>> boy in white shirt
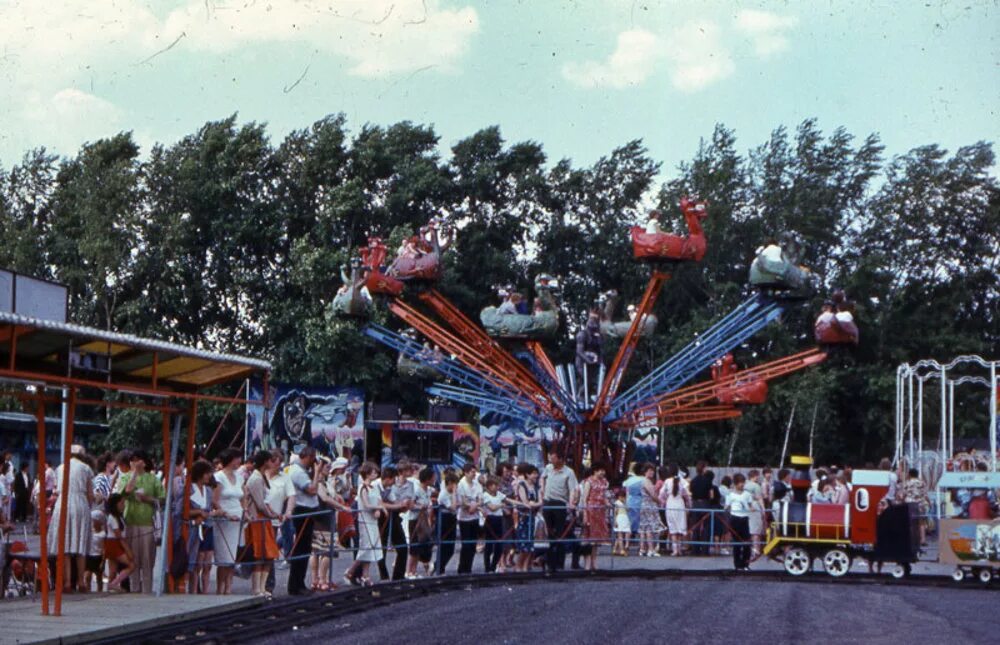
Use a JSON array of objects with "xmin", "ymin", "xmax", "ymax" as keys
[{"xmin": 456, "ymin": 463, "xmax": 483, "ymax": 574}]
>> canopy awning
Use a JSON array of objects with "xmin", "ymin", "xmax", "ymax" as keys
[{"xmin": 0, "ymin": 310, "xmax": 270, "ymax": 398}]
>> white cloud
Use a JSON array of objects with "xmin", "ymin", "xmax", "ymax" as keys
[
  {"xmin": 663, "ymin": 20, "xmax": 735, "ymax": 93},
  {"xmin": 0, "ymin": 0, "xmax": 480, "ymax": 159},
  {"xmin": 562, "ymin": 22, "xmax": 735, "ymax": 94},
  {"xmin": 562, "ymin": 29, "xmax": 659, "ymax": 89},
  {"xmin": 0, "ymin": 1, "xmax": 479, "ymax": 82},
  {"xmin": 18, "ymin": 89, "xmax": 123, "ymax": 152},
  {"xmin": 735, "ymin": 9, "xmax": 798, "ymax": 58},
  {"xmin": 160, "ymin": 0, "xmax": 480, "ymax": 77}
]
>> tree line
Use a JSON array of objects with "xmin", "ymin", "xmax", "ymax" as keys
[{"xmin": 1, "ymin": 114, "xmax": 997, "ymax": 465}]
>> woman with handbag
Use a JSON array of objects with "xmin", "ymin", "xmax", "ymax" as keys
[
  {"xmin": 244, "ymin": 451, "xmax": 280, "ymax": 597},
  {"xmin": 343, "ymin": 462, "xmax": 384, "ymax": 587},
  {"xmin": 405, "ymin": 467, "xmax": 436, "ymax": 579}
]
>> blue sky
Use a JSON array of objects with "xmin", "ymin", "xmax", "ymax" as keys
[{"xmin": 0, "ymin": 1, "xmax": 996, "ymax": 178}]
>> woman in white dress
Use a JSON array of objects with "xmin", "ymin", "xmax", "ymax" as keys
[
  {"xmin": 47, "ymin": 445, "xmax": 94, "ymax": 592},
  {"xmin": 658, "ymin": 465, "xmax": 690, "ymax": 557},
  {"xmin": 344, "ymin": 462, "xmax": 384, "ymax": 587},
  {"xmin": 212, "ymin": 449, "xmax": 245, "ymax": 595}
]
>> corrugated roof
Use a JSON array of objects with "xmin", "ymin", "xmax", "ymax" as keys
[{"xmin": 0, "ymin": 310, "xmax": 270, "ymax": 390}]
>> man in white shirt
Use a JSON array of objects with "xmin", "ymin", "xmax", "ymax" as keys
[
  {"xmin": 456, "ymin": 463, "xmax": 483, "ymax": 574},
  {"xmin": 287, "ymin": 447, "xmax": 320, "ymax": 595},
  {"xmin": 265, "ymin": 449, "xmax": 296, "ymax": 583}
]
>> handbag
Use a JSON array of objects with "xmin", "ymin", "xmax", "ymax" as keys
[
  {"xmin": 413, "ymin": 508, "xmax": 434, "ymax": 544},
  {"xmin": 169, "ymin": 533, "xmax": 189, "ymax": 579}
]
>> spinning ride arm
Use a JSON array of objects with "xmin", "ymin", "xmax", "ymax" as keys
[
  {"xmin": 363, "ymin": 324, "xmax": 547, "ymax": 422},
  {"xmin": 388, "ymin": 300, "xmax": 565, "ymax": 422},
  {"xmin": 526, "ymin": 341, "xmax": 558, "ymax": 381},
  {"xmin": 659, "ymin": 405, "xmax": 743, "ymax": 427},
  {"xmin": 426, "ymin": 383, "xmax": 550, "ymax": 422},
  {"xmin": 416, "ymin": 290, "xmax": 554, "ymax": 403},
  {"xmin": 622, "ymin": 347, "xmax": 827, "ymax": 424},
  {"xmin": 606, "ymin": 293, "xmax": 786, "ymax": 422},
  {"xmin": 515, "ymin": 348, "xmax": 581, "ymax": 424},
  {"xmin": 590, "ymin": 270, "xmax": 669, "ymax": 420}
]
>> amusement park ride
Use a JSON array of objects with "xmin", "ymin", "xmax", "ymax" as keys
[{"xmin": 336, "ymin": 200, "xmax": 859, "ymax": 477}]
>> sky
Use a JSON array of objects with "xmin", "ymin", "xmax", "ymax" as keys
[{"xmin": 0, "ymin": 1, "xmax": 997, "ymax": 178}]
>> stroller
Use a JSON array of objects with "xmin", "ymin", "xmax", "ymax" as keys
[{"xmin": 1, "ymin": 526, "xmax": 35, "ymax": 599}]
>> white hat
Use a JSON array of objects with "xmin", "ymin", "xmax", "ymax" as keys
[{"xmin": 331, "ymin": 457, "xmax": 349, "ymax": 470}]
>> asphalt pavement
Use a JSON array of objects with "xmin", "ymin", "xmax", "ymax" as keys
[{"xmin": 252, "ymin": 578, "xmax": 1000, "ymax": 645}]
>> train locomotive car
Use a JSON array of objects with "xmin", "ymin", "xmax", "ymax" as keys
[{"xmin": 764, "ymin": 469, "xmax": 920, "ymax": 577}]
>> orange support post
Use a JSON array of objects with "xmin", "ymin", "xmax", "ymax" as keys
[
  {"xmin": 34, "ymin": 400, "xmax": 50, "ymax": 616},
  {"xmin": 590, "ymin": 271, "xmax": 669, "ymax": 420},
  {"xmin": 53, "ymin": 387, "xmax": 76, "ymax": 616}
]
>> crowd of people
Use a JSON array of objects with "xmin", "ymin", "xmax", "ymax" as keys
[{"xmin": 1, "ymin": 446, "xmax": 958, "ymax": 599}]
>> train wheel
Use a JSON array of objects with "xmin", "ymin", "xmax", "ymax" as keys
[
  {"xmin": 891, "ymin": 565, "xmax": 907, "ymax": 579},
  {"xmin": 952, "ymin": 568, "xmax": 966, "ymax": 582},
  {"xmin": 978, "ymin": 569, "xmax": 992, "ymax": 584},
  {"xmin": 822, "ymin": 549, "xmax": 851, "ymax": 577},
  {"xmin": 783, "ymin": 547, "xmax": 811, "ymax": 576}
]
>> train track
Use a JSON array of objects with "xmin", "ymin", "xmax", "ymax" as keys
[{"xmin": 87, "ymin": 568, "xmax": 997, "ymax": 645}]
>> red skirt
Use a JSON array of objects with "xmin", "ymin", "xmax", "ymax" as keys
[
  {"xmin": 104, "ymin": 538, "xmax": 126, "ymax": 561},
  {"xmin": 245, "ymin": 521, "xmax": 279, "ymax": 561}
]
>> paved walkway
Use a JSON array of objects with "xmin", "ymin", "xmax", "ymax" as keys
[{"xmin": 0, "ymin": 593, "xmax": 262, "ymax": 644}]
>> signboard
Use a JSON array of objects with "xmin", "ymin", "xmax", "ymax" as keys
[
  {"xmin": 479, "ymin": 410, "xmax": 560, "ymax": 469},
  {"xmin": 13, "ymin": 274, "xmax": 67, "ymax": 322},
  {"xmin": 937, "ymin": 472, "xmax": 1000, "ymax": 490},
  {"xmin": 939, "ymin": 518, "xmax": 1000, "ymax": 565},
  {"xmin": 247, "ymin": 379, "xmax": 364, "ymax": 458},
  {"xmin": 375, "ymin": 420, "xmax": 479, "ymax": 471}
]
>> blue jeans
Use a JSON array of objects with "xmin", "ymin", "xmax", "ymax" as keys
[{"xmin": 278, "ymin": 518, "xmax": 294, "ymax": 557}]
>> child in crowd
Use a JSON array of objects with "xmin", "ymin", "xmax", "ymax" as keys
[
  {"xmin": 435, "ymin": 473, "xmax": 459, "ymax": 575},
  {"xmin": 531, "ymin": 511, "xmax": 549, "ymax": 569},
  {"xmin": 104, "ymin": 493, "xmax": 134, "ymax": 591},
  {"xmin": 613, "ymin": 489, "xmax": 630, "ymax": 556},
  {"xmin": 482, "ymin": 476, "xmax": 506, "ymax": 573},
  {"xmin": 812, "ymin": 479, "xmax": 834, "ymax": 504},
  {"xmin": 86, "ymin": 509, "xmax": 106, "ymax": 592}
]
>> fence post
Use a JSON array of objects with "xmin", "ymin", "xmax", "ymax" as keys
[
  {"xmin": 709, "ymin": 509, "xmax": 715, "ymax": 555},
  {"xmin": 434, "ymin": 504, "xmax": 442, "ymax": 575},
  {"xmin": 327, "ymin": 508, "xmax": 335, "ymax": 585}
]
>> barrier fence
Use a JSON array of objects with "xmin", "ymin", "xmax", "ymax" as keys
[{"xmin": 6, "ymin": 502, "xmax": 947, "ymax": 596}]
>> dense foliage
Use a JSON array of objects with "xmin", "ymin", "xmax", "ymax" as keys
[{"xmin": 1, "ymin": 115, "xmax": 997, "ymax": 465}]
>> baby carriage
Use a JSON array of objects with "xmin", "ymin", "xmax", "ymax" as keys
[{"xmin": 1, "ymin": 526, "xmax": 36, "ymax": 598}]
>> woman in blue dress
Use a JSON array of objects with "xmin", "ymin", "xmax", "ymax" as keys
[{"xmin": 513, "ymin": 463, "xmax": 542, "ymax": 571}]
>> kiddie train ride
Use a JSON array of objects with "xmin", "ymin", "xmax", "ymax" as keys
[
  {"xmin": 340, "ymin": 200, "xmax": 858, "ymax": 476},
  {"xmin": 763, "ymin": 456, "xmax": 921, "ymax": 578}
]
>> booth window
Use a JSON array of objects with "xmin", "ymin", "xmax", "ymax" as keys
[{"xmin": 392, "ymin": 428, "xmax": 453, "ymax": 464}]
